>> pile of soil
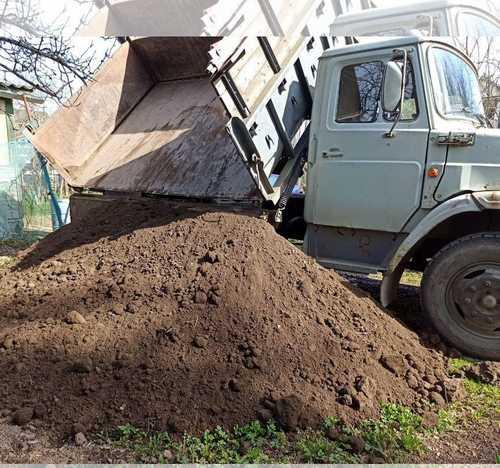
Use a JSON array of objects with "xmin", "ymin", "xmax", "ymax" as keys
[{"xmin": 0, "ymin": 200, "xmax": 460, "ymax": 439}]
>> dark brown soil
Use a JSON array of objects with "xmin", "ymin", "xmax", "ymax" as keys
[
  {"xmin": 420, "ymin": 421, "xmax": 499, "ymax": 464},
  {"xmin": 0, "ymin": 199, "xmax": 458, "ymax": 440}
]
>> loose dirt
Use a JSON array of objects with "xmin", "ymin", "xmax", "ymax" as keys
[{"xmin": 0, "ymin": 199, "xmax": 461, "ymax": 441}]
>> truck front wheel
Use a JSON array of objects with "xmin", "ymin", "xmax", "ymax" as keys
[{"xmin": 421, "ymin": 233, "xmax": 500, "ymax": 361}]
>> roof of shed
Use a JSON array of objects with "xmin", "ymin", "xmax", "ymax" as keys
[{"xmin": 0, "ymin": 81, "xmax": 45, "ymax": 104}]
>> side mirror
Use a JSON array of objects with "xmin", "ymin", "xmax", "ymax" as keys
[{"xmin": 382, "ymin": 61, "xmax": 404, "ymax": 113}]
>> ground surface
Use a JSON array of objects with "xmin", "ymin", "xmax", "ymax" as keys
[{"xmin": 0, "ymin": 204, "xmax": 498, "ymax": 463}]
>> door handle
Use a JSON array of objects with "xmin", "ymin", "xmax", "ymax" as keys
[{"xmin": 322, "ymin": 148, "xmax": 344, "ymax": 159}]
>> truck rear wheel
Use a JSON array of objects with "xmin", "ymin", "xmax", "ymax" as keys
[{"xmin": 421, "ymin": 233, "xmax": 500, "ymax": 361}]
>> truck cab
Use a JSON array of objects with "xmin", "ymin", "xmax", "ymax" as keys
[
  {"xmin": 332, "ymin": 0, "xmax": 500, "ymax": 37},
  {"xmin": 305, "ymin": 37, "xmax": 500, "ymax": 359}
]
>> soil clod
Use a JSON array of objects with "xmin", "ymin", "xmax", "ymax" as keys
[
  {"xmin": 74, "ymin": 432, "xmax": 87, "ymax": 446},
  {"xmin": 66, "ymin": 310, "xmax": 86, "ymax": 325},
  {"xmin": 13, "ymin": 407, "xmax": 34, "ymax": 426},
  {"xmin": 192, "ymin": 336, "xmax": 208, "ymax": 349}
]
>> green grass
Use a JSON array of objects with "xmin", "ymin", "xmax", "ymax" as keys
[
  {"xmin": 448, "ymin": 357, "xmax": 477, "ymax": 374},
  {"xmin": 294, "ymin": 429, "xmax": 358, "ymax": 463},
  {"xmin": 358, "ymin": 404, "xmax": 424, "ymax": 461},
  {"xmin": 106, "ymin": 421, "xmax": 286, "ymax": 464},
  {"xmin": 0, "ymin": 234, "xmax": 42, "ymax": 251},
  {"xmin": 462, "ymin": 379, "xmax": 500, "ymax": 421},
  {"xmin": 434, "ymin": 408, "xmax": 457, "ymax": 433},
  {"xmin": 104, "ymin": 404, "xmax": 428, "ymax": 464},
  {"xmin": 424, "ymin": 376, "xmax": 499, "ymax": 439}
]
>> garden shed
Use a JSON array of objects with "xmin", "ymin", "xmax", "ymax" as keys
[{"xmin": 0, "ymin": 81, "xmax": 44, "ymax": 239}]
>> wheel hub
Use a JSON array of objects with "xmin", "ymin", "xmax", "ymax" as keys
[
  {"xmin": 481, "ymin": 294, "xmax": 497, "ymax": 310},
  {"xmin": 449, "ymin": 267, "xmax": 500, "ymax": 336}
]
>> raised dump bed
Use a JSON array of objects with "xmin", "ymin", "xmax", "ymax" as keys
[
  {"xmin": 32, "ymin": 2, "xmax": 335, "ymax": 205},
  {"xmin": 32, "ymin": 38, "xmax": 259, "ymax": 202}
]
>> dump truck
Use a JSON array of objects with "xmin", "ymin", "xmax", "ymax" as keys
[{"xmin": 30, "ymin": 33, "xmax": 500, "ymax": 360}]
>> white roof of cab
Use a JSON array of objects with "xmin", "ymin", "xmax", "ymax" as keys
[
  {"xmin": 334, "ymin": 0, "xmax": 496, "ymax": 26},
  {"xmin": 321, "ymin": 37, "xmax": 422, "ymax": 59},
  {"xmin": 320, "ymin": 37, "xmax": 477, "ymax": 72},
  {"xmin": 321, "ymin": 36, "xmax": 470, "ymax": 59}
]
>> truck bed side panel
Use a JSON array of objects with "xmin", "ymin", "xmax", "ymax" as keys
[
  {"xmin": 32, "ymin": 42, "xmax": 154, "ymax": 185},
  {"xmin": 31, "ymin": 39, "xmax": 259, "ymax": 201}
]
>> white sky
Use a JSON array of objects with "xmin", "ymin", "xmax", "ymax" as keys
[{"xmin": 39, "ymin": 0, "xmax": 97, "ymax": 31}]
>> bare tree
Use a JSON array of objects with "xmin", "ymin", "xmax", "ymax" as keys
[
  {"xmin": 460, "ymin": 37, "xmax": 500, "ymax": 123},
  {"xmin": 0, "ymin": 0, "xmax": 114, "ymax": 102}
]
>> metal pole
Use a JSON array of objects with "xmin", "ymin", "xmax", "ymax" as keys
[
  {"xmin": 21, "ymin": 96, "xmax": 63, "ymax": 231},
  {"xmin": 36, "ymin": 151, "xmax": 63, "ymax": 231}
]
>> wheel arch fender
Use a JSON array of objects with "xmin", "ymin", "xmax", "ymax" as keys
[{"xmin": 381, "ymin": 193, "xmax": 484, "ymax": 307}]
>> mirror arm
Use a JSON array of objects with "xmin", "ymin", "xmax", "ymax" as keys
[{"xmin": 384, "ymin": 49, "xmax": 408, "ymax": 139}]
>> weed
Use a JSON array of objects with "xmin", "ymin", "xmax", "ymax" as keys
[
  {"xmin": 233, "ymin": 420, "xmax": 288, "ymax": 451},
  {"xmin": 0, "ymin": 235, "xmax": 43, "ymax": 270},
  {"xmin": 176, "ymin": 427, "xmax": 239, "ymax": 464},
  {"xmin": 435, "ymin": 409, "xmax": 456, "ymax": 433},
  {"xmin": 359, "ymin": 404, "xmax": 424, "ymax": 461},
  {"xmin": 423, "ymin": 376, "xmax": 499, "ymax": 439},
  {"xmin": 323, "ymin": 416, "xmax": 341, "ymax": 430},
  {"xmin": 448, "ymin": 357, "xmax": 476, "ymax": 374},
  {"xmin": 111, "ymin": 424, "xmax": 171, "ymax": 462},
  {"xmin": 462, "ymin": 379, "xmax": 500, "ymax": 421},
  {"xmin": 295, "ymin": 429, "xmax": 357, "ymax": 463}
]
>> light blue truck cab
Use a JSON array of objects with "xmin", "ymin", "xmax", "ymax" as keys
[{"xmin": 304, "ymin": 37, "xmax": 500, "ymax": 359}]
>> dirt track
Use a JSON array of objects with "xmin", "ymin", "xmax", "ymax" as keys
[{"xmin": 0, "ymin": 200, "xmax": 467, "ymax": 442}]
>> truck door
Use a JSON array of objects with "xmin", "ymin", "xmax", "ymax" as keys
[{"xmin": 306, "ymin": 46, "xmax": 430, "ymax": 233}]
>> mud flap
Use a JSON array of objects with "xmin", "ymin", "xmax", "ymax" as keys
[{"xmin": 381, "ymin": 264, "xmax": 404, "ymax": 307}]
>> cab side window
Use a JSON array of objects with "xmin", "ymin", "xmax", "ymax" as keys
[
  {"xmin": 336, "ymin": 58, "xmax": 419, "ymax": 124},
  {"xmin": 336, "ymin": 61, "xmax": 384, "ymax": 123}
]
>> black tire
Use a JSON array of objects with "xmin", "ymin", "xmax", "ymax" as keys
[{"xmin": 421, "ymin": 233, "xmax": 500, "ymax": 361}]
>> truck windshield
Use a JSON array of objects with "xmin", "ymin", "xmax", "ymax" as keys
[{"xmin": 429, "ymin": 47, "xmax": 486, "ymax": 125}]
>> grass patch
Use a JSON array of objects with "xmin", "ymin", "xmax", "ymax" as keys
[
  {"xmin": 106, "ymin": 421, "xmax": 286, "ymax": 464},
  {"xmin": 434, "ymin": 408, "xmax": 457, "ymax": 433},
  {"xmin": 424, "ymin": 376, "xmax": 499, "ymax": 438},
  {"xmin": 104, "ymin": 404, "xmax": 428, "ymax": 463},
  {"xmin": 358, "ymin": 403, "xmax": 424, "ymax": 461},
  {"xmin": 462, "ymin": 379, "xmax": 500, "ymax": 421},
  {"xmin": 448, "ymin": 357, "xmax": 476, "ymax": 375},
  {"xmin": 294, "ymin": 429, "xmax": 358, "ymax": 463}
]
